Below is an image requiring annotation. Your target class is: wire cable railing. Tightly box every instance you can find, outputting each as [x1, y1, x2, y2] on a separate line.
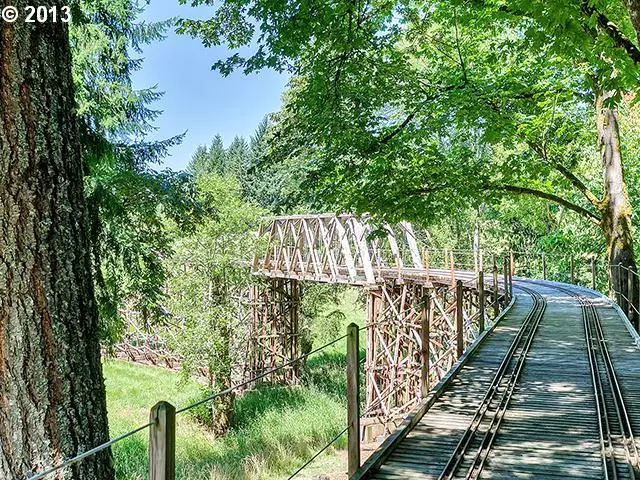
[29, 258, 517, 480]
[27, 332, 350, 480]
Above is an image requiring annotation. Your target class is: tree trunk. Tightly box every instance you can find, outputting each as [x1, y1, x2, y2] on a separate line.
[627, 0, 640, 46]
[212, 322, 233, 438]
[596, 92, 638, 329]
[0, 4, 114, 479]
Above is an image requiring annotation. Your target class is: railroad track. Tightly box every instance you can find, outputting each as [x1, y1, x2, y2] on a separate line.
[548, 283, 640, 480]
[437, 285, 546, 480]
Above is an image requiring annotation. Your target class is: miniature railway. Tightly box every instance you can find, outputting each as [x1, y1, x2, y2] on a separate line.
[359, 279, 640, 480]
[438, 285, 546, 479]
[551, 282, 640, 480]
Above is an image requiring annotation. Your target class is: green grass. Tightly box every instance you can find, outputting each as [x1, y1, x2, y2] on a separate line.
[104, 287, 366, 480]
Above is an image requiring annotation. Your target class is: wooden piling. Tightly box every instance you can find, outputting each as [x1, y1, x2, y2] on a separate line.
[149, 401, 176, 480]
[347, 323, 360, 477]
[478, 271, 485, 333]
[456, 280, 464, 358]
[420, 295, 431, 397]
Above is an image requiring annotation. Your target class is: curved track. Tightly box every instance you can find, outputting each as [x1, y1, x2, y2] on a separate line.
[438, 285, 546, 480]
[364, 279, 640, 480]
[541, 282, 640, 480]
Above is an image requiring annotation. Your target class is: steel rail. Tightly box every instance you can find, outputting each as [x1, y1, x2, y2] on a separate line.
[463, 285, 546, 479]
[539, 282, 639, 480]
[437, 284, 546, 480]
[586, 296, 638, 479]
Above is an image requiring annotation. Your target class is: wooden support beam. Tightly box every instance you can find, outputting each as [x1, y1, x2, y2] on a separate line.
[570, 255, 575, 284]
[478, 271, 485, 333]
[456, 280, 464, 358]
[591, 257, 597, 290]
[401, 222, 424, 269]
[420, 294, 431, 397]
[347, 323, 361, 477]
[542, 253, 547, 280]
[350, 218, 376, 284]
[335, 218, 358, 282]
[149, 401, 176, 480]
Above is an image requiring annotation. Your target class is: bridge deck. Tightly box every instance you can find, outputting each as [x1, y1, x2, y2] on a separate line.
[358, 279, 640, 480]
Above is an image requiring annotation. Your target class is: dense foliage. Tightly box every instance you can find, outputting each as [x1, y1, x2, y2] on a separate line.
[177, 0, 640, 277]
[70, 0, 203, 341]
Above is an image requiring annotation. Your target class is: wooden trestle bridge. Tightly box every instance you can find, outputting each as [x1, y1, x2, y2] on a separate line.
[250, 214, 640, 480]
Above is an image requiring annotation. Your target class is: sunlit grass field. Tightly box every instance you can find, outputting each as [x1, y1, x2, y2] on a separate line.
[104, 289, 364, 480]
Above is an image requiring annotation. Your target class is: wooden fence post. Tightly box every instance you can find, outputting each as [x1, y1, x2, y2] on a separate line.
[493, 260, 499, 317]
[628, 266, 635, 326]
[631, 266, 640, 331]
[509, 250, 515, 277]
[449, 250, 455, 288]
[456, 280, 464, 358]
[420, 294, 431, 397]
[570, 255, 575, 284]
[591, 257, 596, 290]
[542, 253, 547, 280]
[478, 271, 485, 333]
[347, 323, 360, 477]
[503, 257, 510, 303]
[149, 401, 176, 480]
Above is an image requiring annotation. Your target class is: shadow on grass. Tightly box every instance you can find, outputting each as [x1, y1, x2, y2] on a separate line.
[112, 349, 362, 479]
[233, 385, 311, 428]
[306, 349, 366, 399]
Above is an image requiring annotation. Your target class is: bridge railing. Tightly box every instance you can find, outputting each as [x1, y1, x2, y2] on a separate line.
[610, 263, 640, 330]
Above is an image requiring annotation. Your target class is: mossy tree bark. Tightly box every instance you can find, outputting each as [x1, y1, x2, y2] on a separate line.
[596, 92, 638, 329]
[0, 2, 114, 479]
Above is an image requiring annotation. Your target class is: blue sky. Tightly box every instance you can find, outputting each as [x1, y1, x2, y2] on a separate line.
[132, 1, 289, 171]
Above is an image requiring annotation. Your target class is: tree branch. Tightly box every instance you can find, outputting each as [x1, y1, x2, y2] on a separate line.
[378, 111, 416, 144]
[491, 184, 602, 225]
[581, 0, 640, 64]
[527, 141, 602, 210]
[551, 161, 602, 209]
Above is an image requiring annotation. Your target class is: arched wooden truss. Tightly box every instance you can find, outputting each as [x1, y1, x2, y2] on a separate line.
[250, 214, 511, 427]
[252, 214, 428, 285]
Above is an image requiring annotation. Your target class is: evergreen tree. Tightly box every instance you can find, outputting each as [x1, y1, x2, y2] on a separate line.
[188, 134, 227, 177]
[225, 135, 249, 179]
[71, 0, 203, 341]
